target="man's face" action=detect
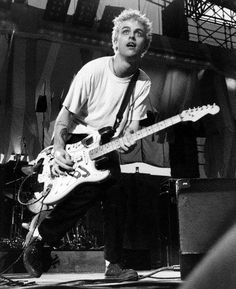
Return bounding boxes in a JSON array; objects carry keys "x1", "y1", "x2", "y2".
[{"x1": 115, "y1": 19, "x2": 146, "y2": 59}]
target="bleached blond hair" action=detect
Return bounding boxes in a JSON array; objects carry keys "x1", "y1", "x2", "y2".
[{"x1": 112, "y1": 9, "x2": 153, "y2": 57}]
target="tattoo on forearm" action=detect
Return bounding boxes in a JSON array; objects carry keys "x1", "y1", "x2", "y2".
[{"x1": 60, "y1": 128, "x2": 68, "y2": 142}]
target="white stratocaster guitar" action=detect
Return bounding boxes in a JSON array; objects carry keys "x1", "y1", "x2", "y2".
[{"x1": 34, "y1": 104, "x2": 219, "y2": 205}]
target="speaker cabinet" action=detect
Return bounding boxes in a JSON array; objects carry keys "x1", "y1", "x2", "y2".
[{"x1": 176, "y1": 178, "x2": 236, "y2": 279}]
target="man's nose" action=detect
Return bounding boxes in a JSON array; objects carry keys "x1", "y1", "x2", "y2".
[{"x1": 129, "y1": 33, "x2": 135, "y2": 39}]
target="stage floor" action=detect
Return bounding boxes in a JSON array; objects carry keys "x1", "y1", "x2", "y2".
[{"x1": 0, "y1": 269, "x2": 183, "y2": 288}]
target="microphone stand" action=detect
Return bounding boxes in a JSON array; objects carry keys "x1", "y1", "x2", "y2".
[{"x1": 10, "y1": 154, "x2": 21, "y2": 240}]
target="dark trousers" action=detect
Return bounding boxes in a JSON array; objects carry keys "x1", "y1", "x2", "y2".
[{"x1": 38, "y1": 145, "x2": 126, "y2": 264}]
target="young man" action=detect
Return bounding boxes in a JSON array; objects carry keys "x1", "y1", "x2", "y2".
[{"x1": 23, "y1": 9, "x2": 152, "y2": 281}]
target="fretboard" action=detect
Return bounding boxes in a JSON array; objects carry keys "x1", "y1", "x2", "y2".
[{"x1": 89, "y1": 114, "x2": 181, "y2": 160}]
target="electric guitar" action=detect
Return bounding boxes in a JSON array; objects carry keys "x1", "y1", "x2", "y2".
[{"x1": 35, "y1": 104, "x2": 219, "y2": 205}]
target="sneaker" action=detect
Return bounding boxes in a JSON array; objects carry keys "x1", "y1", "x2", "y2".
[
  {"x1": 104, "y1": 263, "x2": 138, "y2": 281},
  {"x1": 23, "y1": 237, "x2": 44, "y2": 278}
]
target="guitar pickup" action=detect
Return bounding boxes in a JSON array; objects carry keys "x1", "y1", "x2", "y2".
[{"x1": 68, "y1": 170, "x2": 81, "y2": 178}]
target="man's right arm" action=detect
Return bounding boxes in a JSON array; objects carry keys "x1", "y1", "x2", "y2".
[{"x1": 52, "y1": 106, "x2": 74, "y2": 176}]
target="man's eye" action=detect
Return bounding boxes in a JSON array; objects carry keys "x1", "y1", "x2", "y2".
[
  {"x1": 136, "y1": 31, "x2": 144, "y2": 37},
  {"x1": 122, "y1": 30, "x2": 129, "y2": 35}
]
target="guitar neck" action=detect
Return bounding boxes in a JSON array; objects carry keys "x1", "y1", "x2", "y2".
[{"x1": 89, "y1": 114, "x2": 182, "y2": 160}]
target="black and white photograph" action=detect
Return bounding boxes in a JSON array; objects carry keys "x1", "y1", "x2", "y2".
[{"x1": 0, "y1": 1, "x2": 235, "y2": 288}]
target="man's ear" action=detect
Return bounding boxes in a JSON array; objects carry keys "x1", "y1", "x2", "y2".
[{"x1": 114, "y1": 39, "x2": 118, "y2": 51}]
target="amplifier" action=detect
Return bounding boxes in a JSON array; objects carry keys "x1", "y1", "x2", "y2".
[{"x1": 176, "y1": 178, "x2": 236, "y2": 279}]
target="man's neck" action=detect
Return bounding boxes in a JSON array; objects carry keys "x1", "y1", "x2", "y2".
[{"x1": 113, "y1": 54, "x2": 140, "y2": 78}]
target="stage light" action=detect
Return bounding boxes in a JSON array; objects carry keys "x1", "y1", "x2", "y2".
[
  {"x1": 43, "y1": 0, "x2": 71, "y2": 22},
  {"x1": 226, "y1": 77, "x2": 236, "y2": 91},
  {"x1": 72, "y1": 0, "x2": 100, "y2": 27},
  {"x1": 98, "y1": 6, "x2": 125, "y2": 33}
]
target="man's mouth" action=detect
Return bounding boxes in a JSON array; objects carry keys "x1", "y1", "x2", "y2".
[{"x1": 126, "y1": 42, "x2": 136, "y2": 48}]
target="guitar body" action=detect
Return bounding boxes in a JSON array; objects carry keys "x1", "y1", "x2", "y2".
[{"x1": 37, "y1": 132, "x2": 111, "y2": 205}]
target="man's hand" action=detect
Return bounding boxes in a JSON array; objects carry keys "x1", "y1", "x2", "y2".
[
  {"x1": 118, "y1": 129, "x2": 136, "y2": 154},
  {"x1": 51, "y1": 148, "x2": 74, "y2": 176}
]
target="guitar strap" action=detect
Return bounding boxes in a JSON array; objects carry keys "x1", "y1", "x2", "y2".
[{"x1": 112, "y1": 69, "x2": 140, "y2": 133}]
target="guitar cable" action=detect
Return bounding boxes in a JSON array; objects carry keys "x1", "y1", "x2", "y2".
[
  {"x1": 0, "y1": 175, "x2": 46, "y2": 285},
  {"x1": 17, "y1": 174, "x2": 45, "y2": 207},
  {"x1": 0, "y1": 204, "x2": 44, "y2": 288}
]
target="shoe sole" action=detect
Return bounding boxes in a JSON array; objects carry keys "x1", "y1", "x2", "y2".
[{"x1": 104, "y1": 275, "x2": 138, "y2": 282}]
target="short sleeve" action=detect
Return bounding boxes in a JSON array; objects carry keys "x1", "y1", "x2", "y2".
[
  {"x1": 131, "y1": 79, "x2": 151, "y2": 121},
  {"x1": 63, "y1": 66, "x2": 92, "y2": 114}
]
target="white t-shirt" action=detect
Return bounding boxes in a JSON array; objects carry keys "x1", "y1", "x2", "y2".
[{"x1": 63, "y1": 56, "x2": 151, "y2": 136}]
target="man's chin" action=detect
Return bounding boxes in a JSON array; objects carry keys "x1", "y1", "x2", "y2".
[{"x1": 123, "y1": 53, "x2": 141, "y2": 60}]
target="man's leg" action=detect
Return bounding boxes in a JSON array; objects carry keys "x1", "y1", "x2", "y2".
[
  {"x1": 23, "y1": 184, "x2": 102, "y2": 277},
  {"x1": 102, "y1": 177, "x2": 126, "y2": 264},
  {"x1": 101, "y1": 174, "x2": 138, "y2": 281},
  {"x1": 39, "y1": 185, "x2": 102, "y2": 246}
]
